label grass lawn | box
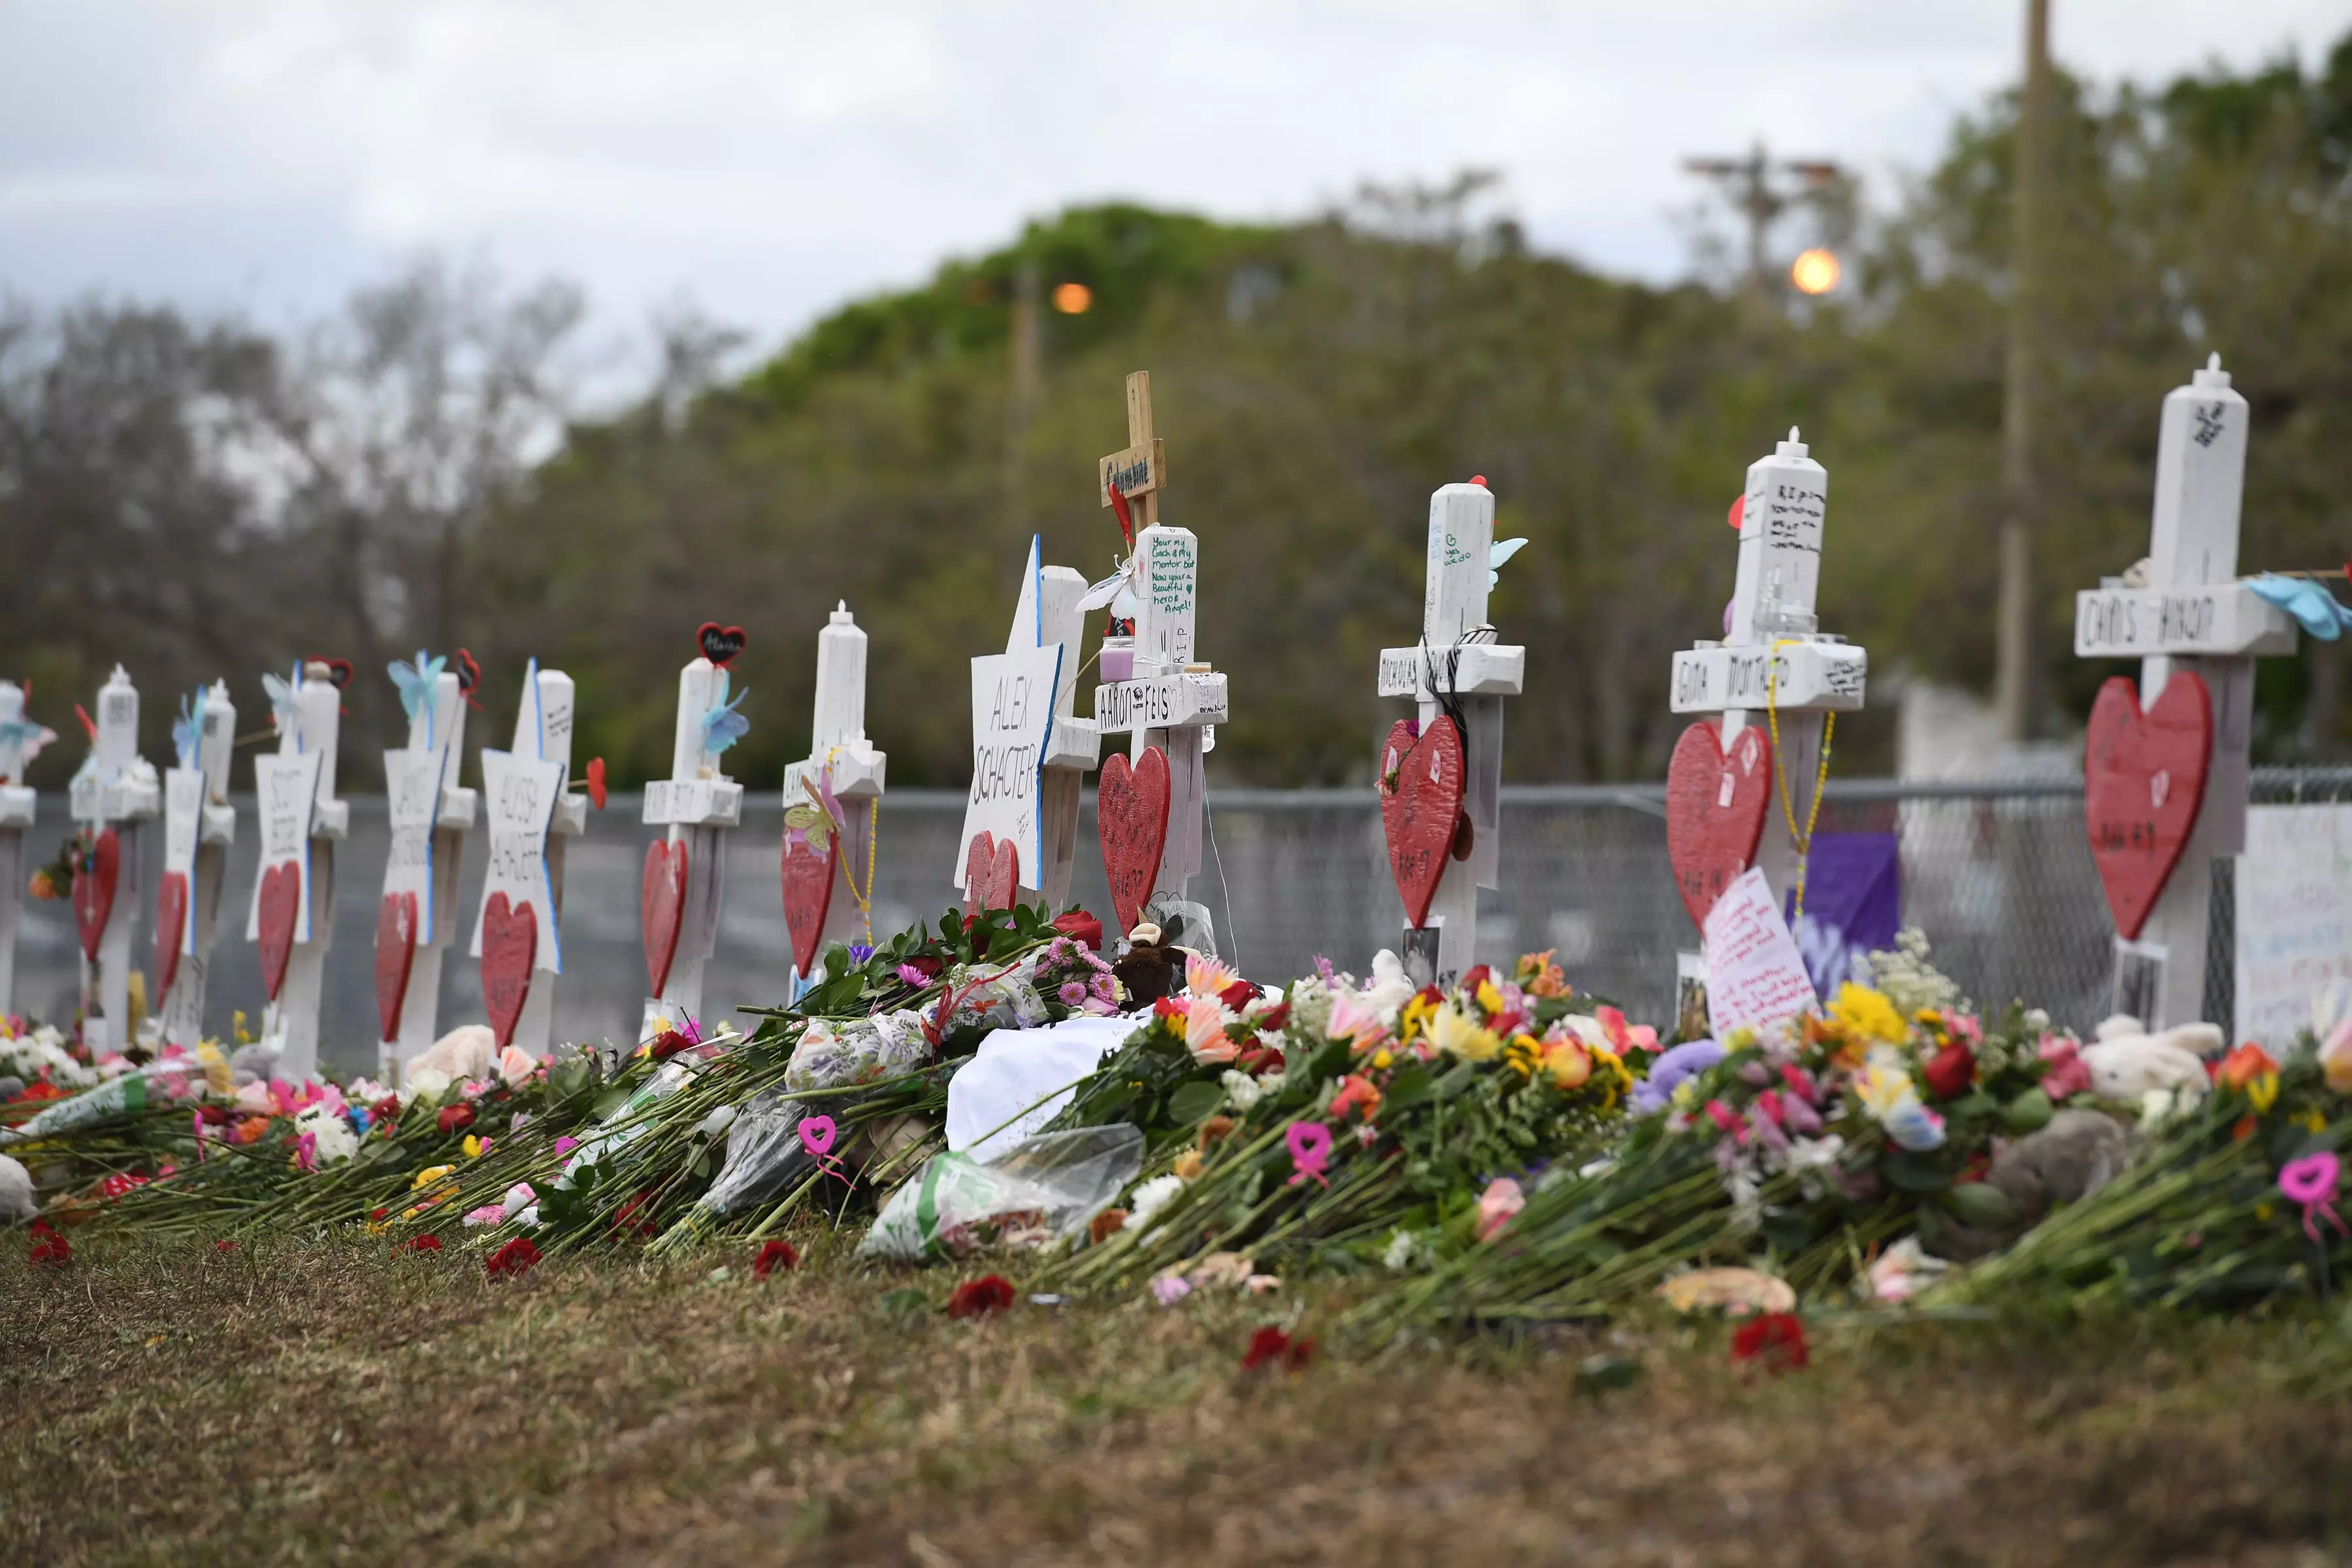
[8,1230,2352,1565]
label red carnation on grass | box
[752,1239,800,1279]
[647,1030,693,1062]
[1730,1311,1809,1374]
[946,1274,1016,1319]
[214,1239,238,1252]
[436,1103,475,1135]
[611,1192,660,1238]
[1922,1043,1976,1101]
[1241,1326,1316,1371]
[27,1218,71,1267]
[485,1237,540,1279]
[1051,909,1103,951]
[393,1234,442,1255]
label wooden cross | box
[0,681,54,1019]
[159,680,237,1051]
[1376,481,1526,988]
[1098,370,1166,542]
[2072,353,2298,1028]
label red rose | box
[1237,1046,1287,1077]
[485,1237,540,1279]
[436,1103,475,1135]
[1461,966,1492,994]
[906,955,944,981]
[394,1235,442,1255]
[1218,981,1258,1011]
[1152,996,1186,1024]
[27,1218,70,1267]
[753,1239,800,1278]
[1241,1326,1316,1371]
[1730,1311,1808,1373]
[370,1096,402,1124]
[1922,1043,1976,1101]
[1051,910,1104,951]
[196,1103,235,1126]
[647,1030,693,1061]
[1254,1002,1291,1032]
[611,1192,660,1238]
[1413,985,1445,1010]
[946,1274,1016,1318]
[1489,1011,1526,1039]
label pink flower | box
[1597,1005,1658,1057]
[2038,1034,2093,1102]
[293,1132,317,1173]
[463,1205,507,1226]
[497,1045,539,1088]
[1476,1177,1526,1241]
[1705,1099,1746,1142]
[897,962,934,989]
[1151,1273,1193,1305]
[1058,980,1089,1008]
[553,1136,581,1157]
[1184,997,1239,1065]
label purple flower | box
[553,1135,581,1157]
[1630,1039,1726,1117]
[848,943,875,966]
[897,963,933,989]
[1058,980,1089,1008]
[1091,972,1117,1002]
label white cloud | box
[1,0,2341,353]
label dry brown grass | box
[7,1230,2352,1566]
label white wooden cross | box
[69,666,162,1053]
[1376,480,1526,990]
[641,633,746,1039]
[374,655,476,1079]
[1669,429,1868,911]
[0,681,56,1020]
[781,602,889,983]
[159,681,237,1051]
[1090,372,1226,949]
[2073,353,2297,1028]
[473,660,581,1054]
[250,660,350,1080]
[959,538,1090,913]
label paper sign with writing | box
[383,746,445,942]
[1702,866,1820,1039]
[2234,803,2352,1051]
[163,768,203,951]
[472,749,565,970]
[246,751,323,943]
[956,644,1062,890]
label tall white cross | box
[0,681,56,1019]
[251,659,350,1080]
[1669,430,1868,912]
[375,655,476,1079]
[781,603,889,983]
[1375,480,1526,989]
[2072,353,2297,1028]
[159,681,237,1051]
[472,660,580,1054]
[641,631,746,1039]
[69,666,162,1053]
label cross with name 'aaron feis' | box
[1090,370,1228,951]
[1375,478,1526,990]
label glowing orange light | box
[1052,282,1093,314]
[1791,248,1841,296]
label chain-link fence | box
[13,768,2352,1079]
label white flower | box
[1381,1228,1432,1273]
[1780,1134,1848,1200]
[405,1066,453,1103]
[1284,975,1335,1038]
[1127,1174,1186,1232]
[293,1104,357,1165]
[500,1181,537,1218]
[1219,1070,1263,1113]
[1362,949,1416,1024]
[1255,1071,1286,1099]
[1865,1237,1949,1303]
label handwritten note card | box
[247,751,323,943]
[2235,804,2352,1050]
[472,749,565,970]
[384,746,445,942]
[1703,866,1819,1039]
[956,644,1062,889]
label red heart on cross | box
[375,890,418,1043]
[2084,672,2212,941]
[1098,746,1171,937]
[641,838,689,997]
[585,757,607,810]
[480,891,537,1048]
[1379,717,1465,930]
[72,827,119,963]
[256,860,301,1001]
[154,869,188,997]
[963,832,1019,915]
[1665,719,1774,928]
[780,829,838,980]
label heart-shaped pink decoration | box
[256,860,301,1002]
[642,838,688,997]
[1664,718,1773,928]
[1097,746,1171,936]
[73,826,120,963]
[480,890,537,1049]
[1287,1121,1333,1186]
[1378,718,1463,930]
[154,869,188,997]
[799,1114,837,1157]
[963,831,1019,915]
[375,890,418,1043]
[2085,671,2212,941]
[780,829,838,980]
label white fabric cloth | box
[945,1015,1138,1160]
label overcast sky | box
[2,1,2344,358]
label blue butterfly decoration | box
[0,716,54,767]
[261,664,301,736]
[701,681,751,756]
[172,689,207,772]
[2247,574,2352,640]
[1488,537,1528,590]
[387,650,448,725]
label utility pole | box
[1004,257,1041,530]
[1995,0,2051,743]
[1682,144,1850,291]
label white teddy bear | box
[2080,1014,2219,1103]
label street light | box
[1790,248,1841,296]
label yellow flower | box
[2248,1073,2280,1115]
[2302,1110,2328,1134]
[1371,1048,1394,1071]
[1172,1150,1205,1181]
[1501,1034,1543,1081]
[462,1134,484,1159]
[1399,992,1439,1044]
[1830,985,1908,1045]
[412,1164,455,1191]
[1544,1038,1592,1090]
[1475,979,1507,1016]
[1587,1045,1631,1109]
[1858,1062,1917,1119]
[1429,1001,1502,1061]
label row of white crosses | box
[0,682,56,1019]
[2073,354,2299,1030]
